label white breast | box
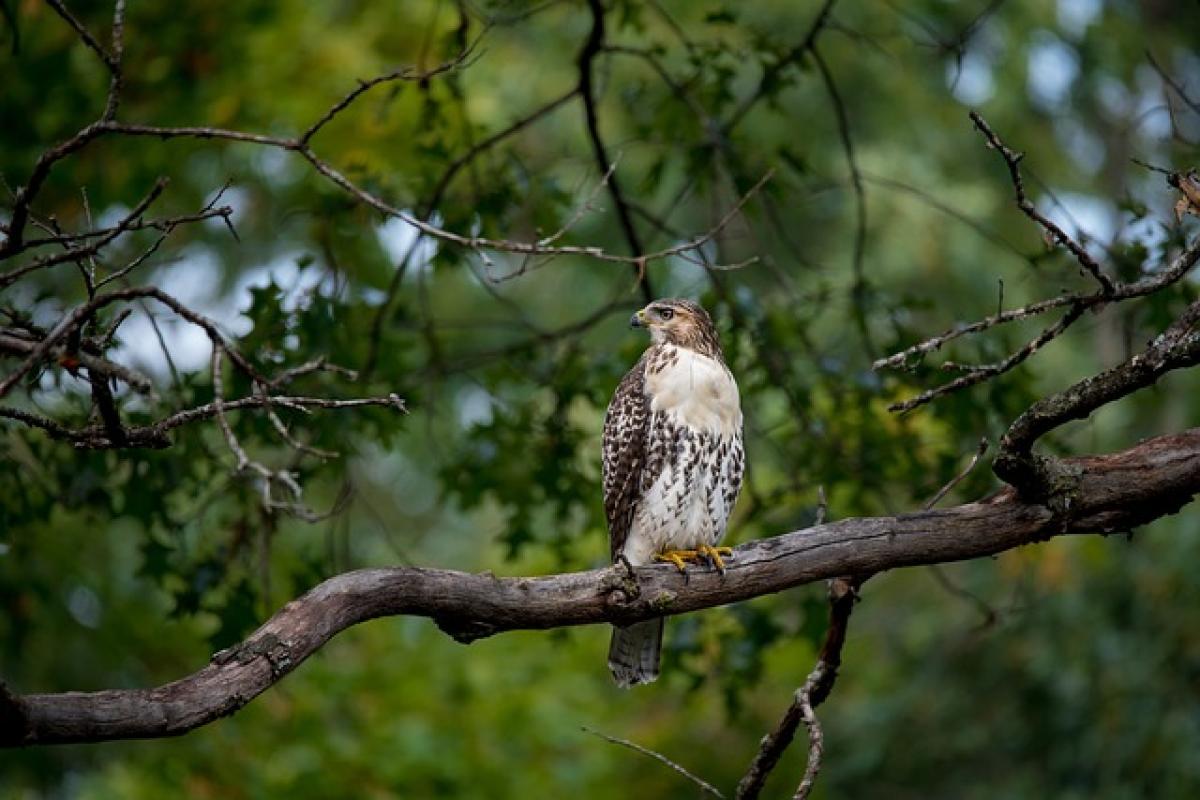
[620,345,744,565]
[643,346,741,435]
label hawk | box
[603,298,744,687]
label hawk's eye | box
[659,307,674,320]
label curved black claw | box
[615,553,636,580]
[696,544,734,574]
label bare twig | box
[0,391,406,451]
[578,0,653,301]
[299,30,483,145]
[0,285,256,399]
[0,406,75,438]
[1146,50,1200,118]
[812,45,870,353]
[255,382,340,461]
[968,111,1114,294]
[0,331,153,394]
[875,231,1200,375]
[103,0,127,121]
[153,392,406,433]
[267,357,358,388]
[582,727,726,799]
[791,663,826,800]
[887,302,1086,413]
[360,88,581,380]
[94,228,174,288]
[420,87,580,217]
[722,0,839,134]
[211,345,319,519]
[874,120,1200,413]
[488,169,772,283]
[924,437,990,509]
[17,205,230,249]
[0,177,168,288]
[537,157,621,248]
[4,108,763,286]
[44,0,116,72]
[873,293,1080,371]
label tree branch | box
[995,297,1200,497]
[583,727,726,798]
[578,0,653,302]
[968,111,1115,294]
[736,576,860,800]
[0,392,404,450]
[5,428,1200,746]
[0,330,153,394]
[721,0,839,134]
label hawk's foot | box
[696,544,734,573]
[655,549,700,573]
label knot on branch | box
[992,450,1082,515]
[601,559,642,609]
[211,633,294,678]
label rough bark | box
[4,428,1200,747]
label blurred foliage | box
[1,0,1199,797]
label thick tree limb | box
[4,428,1200,747]
[994,297,1200,497]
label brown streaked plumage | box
[602,298,744,687]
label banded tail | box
[608,618,664,687]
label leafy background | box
[2,0,1200,797]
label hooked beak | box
[630,309,647,328]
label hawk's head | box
[630,298,722,358]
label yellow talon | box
[654,546,733,573]
[655,549,699,572]
[696,544,734,572]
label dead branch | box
[579,0,654,301]
[968,111,1114,294]
[0,330,152,394]
[299,19,482,145]
[736,576,860,800]
[1,392,405,451]
[995,296,1200,498]
[790,662,826,800]
[1,2,770,279]
[874,228,1200,376]
[4,428,1200,746]
[887,302,1086,413]
[0,177,168,288]
[874,114,1200,413]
